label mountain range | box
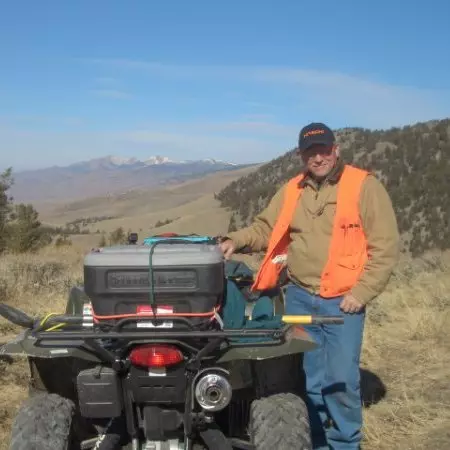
[8,155,252,204]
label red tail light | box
[129,344,184,368]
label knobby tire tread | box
[9,393,75,450]
[250,392,312,450]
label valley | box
[36,163,261,247]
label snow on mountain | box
[10,154,249,203]
[68,155,237,168]
[143,156,174,165]
[201,158,237,166]
[108,156,139,166]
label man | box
[219,122,400,449]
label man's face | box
[300,144,340,179]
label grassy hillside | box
[38,164,260,231]
[216,119,450,257]
[1,244,449,449]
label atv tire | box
[250,392,312,450]
[9,393,76,450]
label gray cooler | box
[83,242,225,327]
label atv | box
[0,234,343,450]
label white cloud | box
[0,114,85,128]
[239,113,277,122]
[0,121,286,171]
[251,67,447,128]
[122,128,282,160]
[3,59,450,171]
[146,118,293,136]
[90,89,133,100]
[94,77,118,85]
[83,58,450,128]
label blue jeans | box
[284,284,365,450]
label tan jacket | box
[226,160,400,305]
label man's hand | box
[218,238,236,260]
[340,294,364,314]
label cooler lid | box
[84,243,225,267]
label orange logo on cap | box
[304,129,325,138]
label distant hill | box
[8,155,255,204]
[216,118,450,257]
[38,163,261,230]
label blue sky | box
[1,0,450,171]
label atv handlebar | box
[282,315,344,325]
[0,303,84,331]
[0,303,35,329]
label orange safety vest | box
[251,164,369,298]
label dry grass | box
[38,164,260,227]
[81,193,233,235]
[360,251,450,449]
[0,244,86,450]
[0,244,449,449]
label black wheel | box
[249,392,312,450]
[9,393,76,450]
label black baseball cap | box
[296,122,335,152]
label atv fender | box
[217,325,317,364]
[0,330,102,362]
